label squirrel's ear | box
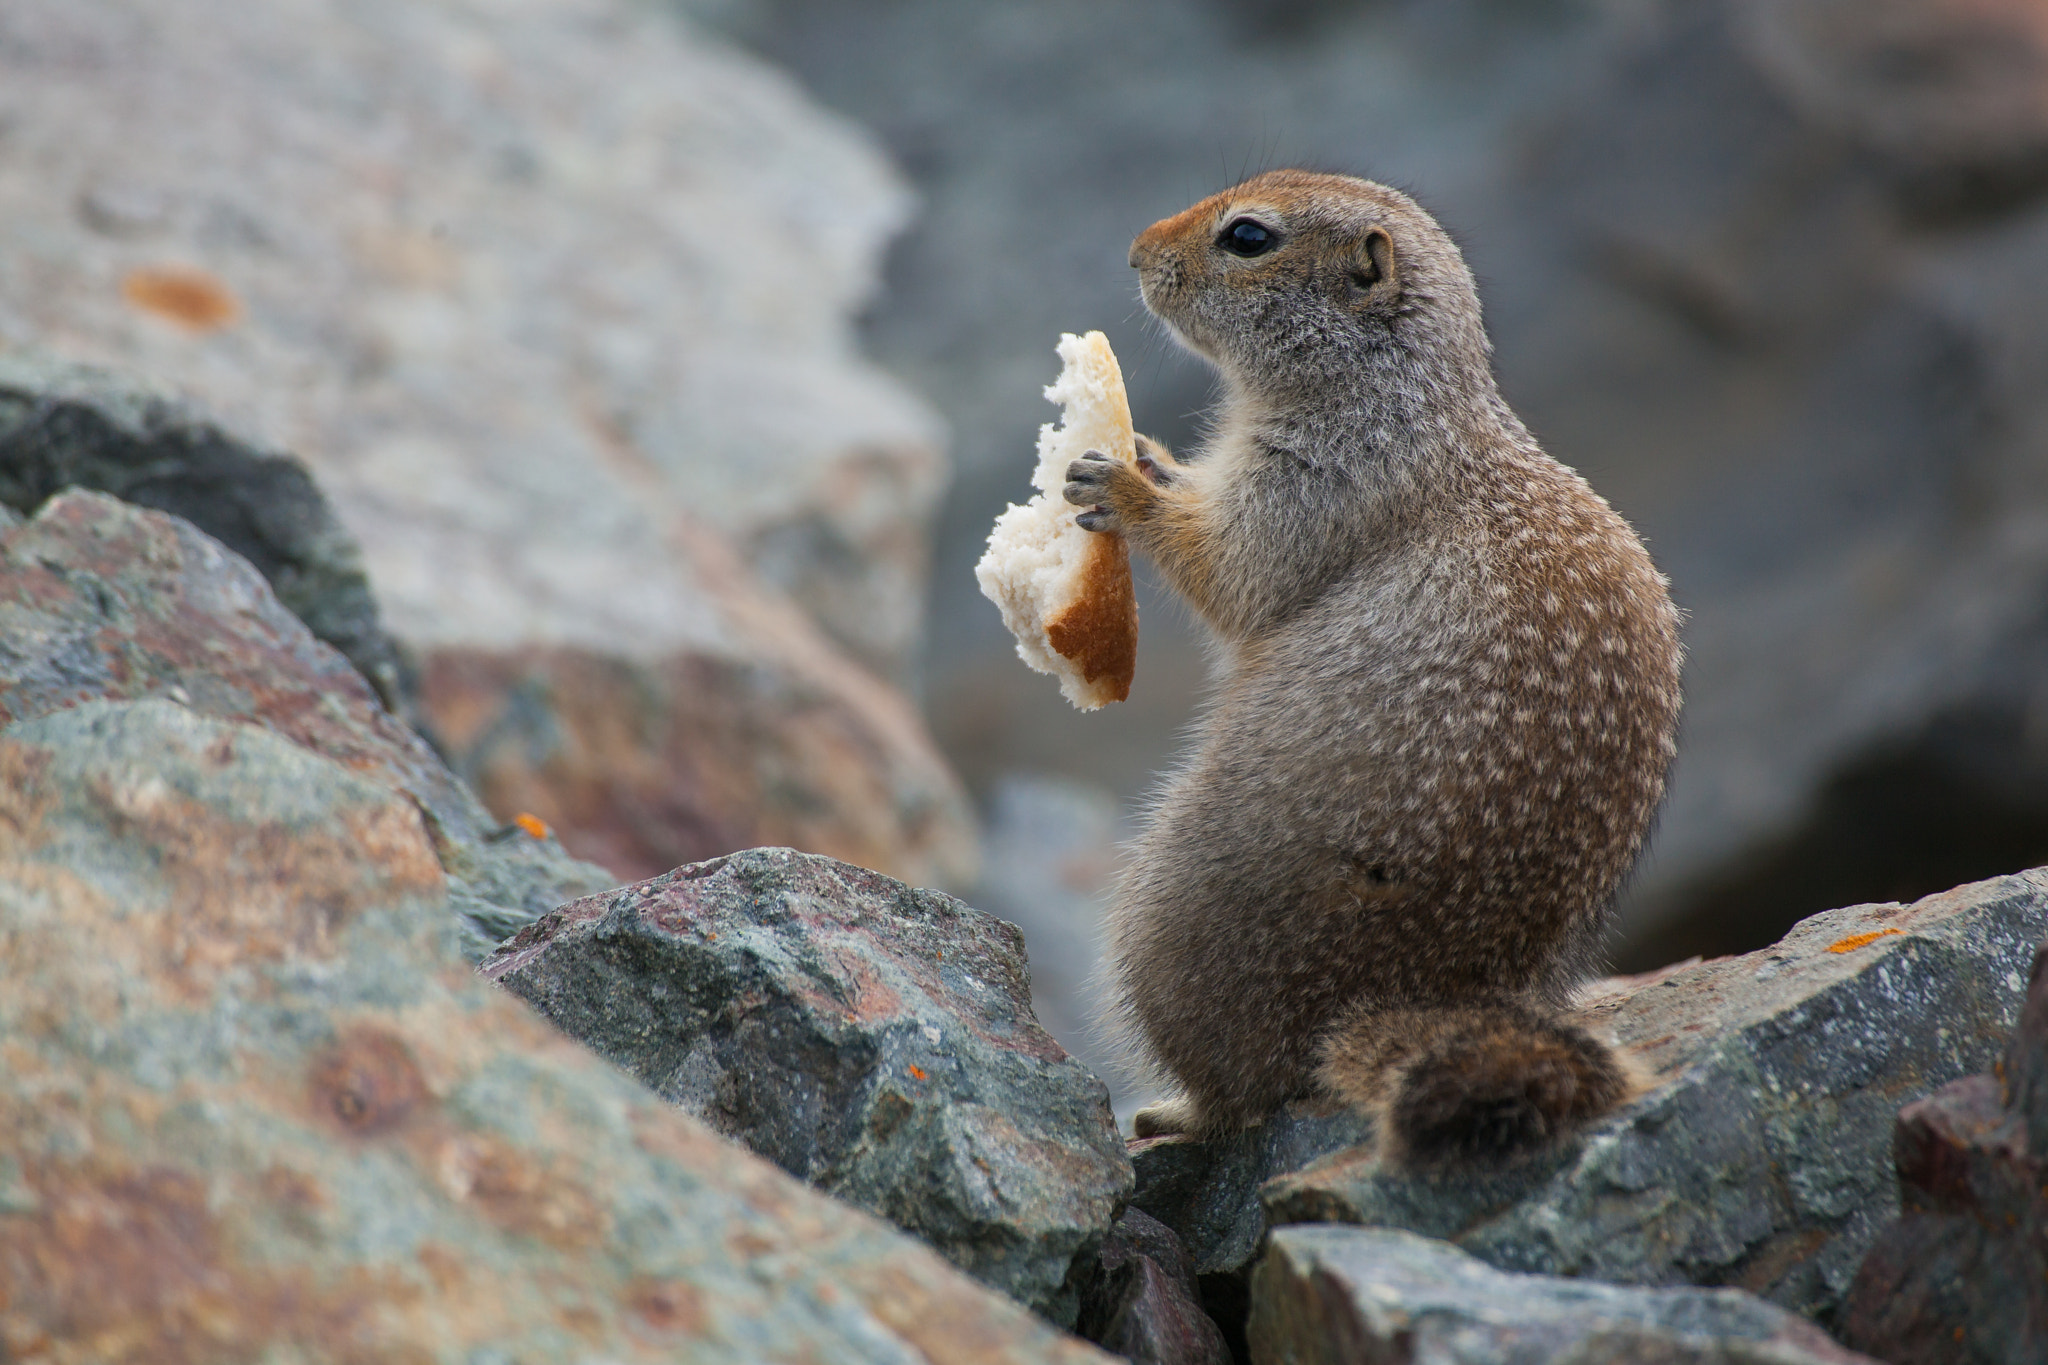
[1348,227,1397,301]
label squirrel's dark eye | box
[1218,219,1276,257]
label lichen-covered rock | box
[1838,942,2048,1363]
[1074,1210,1231,1365]
[1262,874,2047,1322]
[0,489,609,955]
[0,698,1108,1364]
[0,353,407,714]
[1250,1227,1878,1365]
[484,849,1133,1324]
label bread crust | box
[976,331,1139,710]
[1044,533,1136,703]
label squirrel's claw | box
[1064,455,1111,506]
[1075,506,1117,532]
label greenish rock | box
[484,849,1135,1325]
[0,352,407,715]
[1250,1227,1878,1364]
[0,698,1110,1363]
[1262,874,2048,1324]
[0,489,611,956]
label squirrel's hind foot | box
[1131,1095,1202,1139]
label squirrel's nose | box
[1128,238,1151,270]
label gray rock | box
[1263,872,2048,1323]
[0,488,610,957]
[1838,941,2048,1363]
[0,0,981,897]
[0,351,407,714]
[0,695,1110,1363]
[1075,1209,1230,1365]
[1250,1227,1878,1365]
[1128,1098,1374,1279]
[483,848,1133,1325]
[0,0,944,685]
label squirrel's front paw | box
[1064,450,1147,533]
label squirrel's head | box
[1130,171,1491,401]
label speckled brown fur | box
[1063,171,1682,1164]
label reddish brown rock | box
[420,637,973,889]
[1074,1210,1231,1365]
[1839,942,2048,1363]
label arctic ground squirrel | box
[1063,170,1682,1166]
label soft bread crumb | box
[974,331,1139,710]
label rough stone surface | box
[419,641,972,889]
[0,0,943,683]
[483,848,1133,1325]
[1250,1227,1878,1365]
[0,697,1109,1364]
[1267,874,2047,1323]
[1075,1209,1231,1365]
[1129,1100,1375,1280]
[0,0,979,894]
[1838,941,2048,1363]
[0,352,407,715]
[1125,872,2046,1324]
[0,490,609,957]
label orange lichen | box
[121,266,242,332]
[512,813,550,840]
[1827,928,1904,954]
[907,1065,927,1081]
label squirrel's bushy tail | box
[1317,1000,1628,1168]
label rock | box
[1512,0,2048,965]
[0,696,1110,1363]
[1128,1099,1374,1280]
[1742,0,2048,217]
[1127,871,2045,1325]
[0,352,408,715]
[1250,1227,1878,1365]
[415,637,976,889]
[1837,941,2048,1363]
[0,0,978,893]
[0,489,610,956]
[0,0,942,683]
[482,848,1133,1325]
[1074,1209,1230,1365]
[1272,874,2048,1322]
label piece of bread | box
[975,331,1139,710]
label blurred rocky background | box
[676,0,2048,994]
[7,0,2048,1118]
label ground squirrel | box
[1064,170,1682,1165]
